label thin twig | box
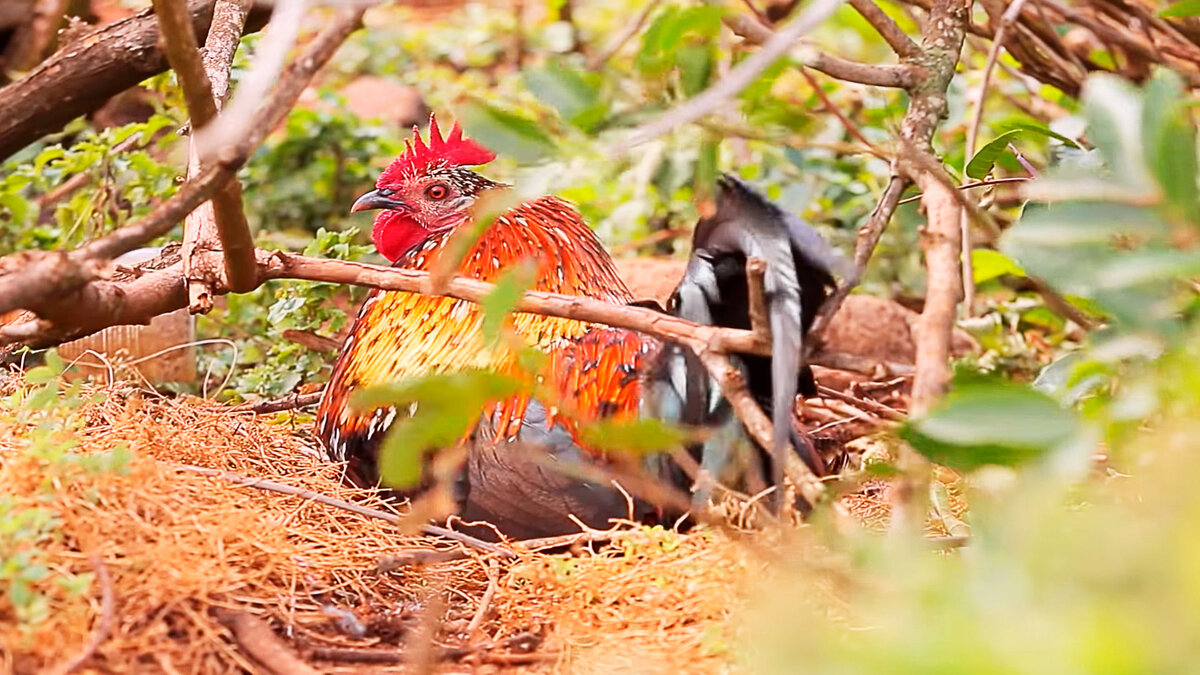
[895,176,1030,205]
[465,561,499,637]
[47,553,114,675]
[745,257,769,347]
[585,0,660,70]
[797,65,877,149]
[174,464,511,557]
[227,390,324,414]
[215,609,320,675]
[961,0,1029,317]
[619,0,847,151]
[816,384,906,421]
[848,0,920,58]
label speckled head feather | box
[377,114,496,186]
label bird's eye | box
[426,184,448,200]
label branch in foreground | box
[0,0,269,162]
[848,0,920,58]
[156,0,259,296]
[0,7,365,320]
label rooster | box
[316,115,841,539]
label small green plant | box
[0,353,129,630]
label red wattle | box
[372,211,428,262]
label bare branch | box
[178,0,258,308]
[848,0,920,58]
[618,0,847,151]
[156,0,257,296]
[0,0,268,162]
[805,50,919,88]
[0,7,365,320]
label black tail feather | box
[653,174,844,507]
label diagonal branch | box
[618,0,847,151]
[154,0,257,296]
[0,7,365,321]
[849,0,920,58]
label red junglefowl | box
[316,114,843,539]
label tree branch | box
[0,0,269,162]
[848,0,920,58]
[156,0,257,297]
[0,7,365,321]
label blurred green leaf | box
[902,381,1081,471]
[1159,1,1200,17]
[577,417,690,456]
[966,129,1023,179]
[481,262,536,342]
[357,371,529,488]
[972,248,1025,284]
[1141,70,1199,223]
[456,100,556,163]
[522,64,606,132]
[1082,75,1151,187]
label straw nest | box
[0,380,935,673]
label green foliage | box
[1158,0,1200,17]
[0,354,128,630]
[901,378,1082,472]
[0,114,181,255]
[196,228,371,399]
[577,417,690,455]
[455,100,557,163]
[355,371,527,488]
[239,93,405,236]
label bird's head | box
[352,114,500,261]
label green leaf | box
[481,262,535,343]
[522,64,606,132]
[901,381,1081,472]
[1141,70,1199,223]
[966,129,1023,179]
[971,249,1025,284]
[996,120,1082,149]
[1082,75,1151,187]
[454,101,556,164]
[356,371,529,489]
[1159,1,1200,17]
[577,418,690,456]
[676,43,715,96]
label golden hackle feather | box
[316,195,652,463]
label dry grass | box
[0,381,921,673]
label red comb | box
[377,113,496,186]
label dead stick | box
[214,609,320,675]
[174,464,513,557]
[47,553,114,675]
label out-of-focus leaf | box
[522,64,606,132]
[972,249,1025,284]
[966,129,1023,179]
[455,100,555,163]
[577,417,690,456]
[901,381,1081,472]
[677,43,715,96]
[1081,75,1151,187]
[997,120,1083,149]
[481,262,535,342]
[1159,1,1200,17]
[1142,70,1199,223]
[355,371,529,488]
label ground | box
[0,362,947,673]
